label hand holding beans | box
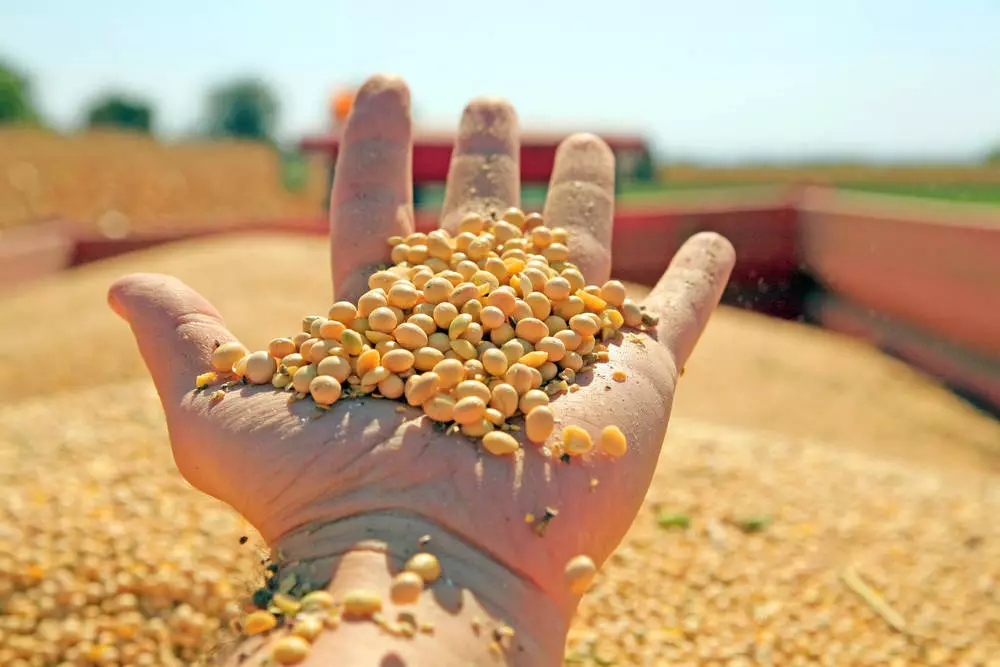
[108,74,735,666]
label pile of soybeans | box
[0,234,998,666]
[198,208,644,460]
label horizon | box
[3,0,999,164]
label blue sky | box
[3,0,999,162]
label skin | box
[108,74,735,666]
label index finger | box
[643,232,736,367]
[330,74,414,303]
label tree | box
[0,59,40,124]
[986,146,1000,165]
[85,95,154,133]
[204,79,278,142]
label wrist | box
[234,512,569,666]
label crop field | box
[0,128,328,234]
[2,128,999,237]
[1,129,999,665]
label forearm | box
[223,513,569,666]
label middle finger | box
[440,98,520,233]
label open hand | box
[108,74,734,626]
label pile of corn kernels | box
[197,208,647,460]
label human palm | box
[109,74,734,604]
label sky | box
[2,0,999,162]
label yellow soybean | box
[525,406,555,443]
[212,342,249,372]
[378,374,405,399]
[481,348,509,377]
[368,307,398,334]
[342,589,383,617]
[519,389,550,415]
[382,349,415,373]
[316,356,351,383]
[404,552,442,583]
[564,555,597,595]
[245,610,277,635]
[490,383,520,417]
[394,323,428,350]
[328,301,358,324]
[515,318,548,344]
[423,395,456,422]
[309,376,342,405]
[454,380,491,403]
[268,338,296,359]
[433,358,466,389]
[405,372,440,406]
[413,347,445,371]
[390,571,424,605]
[482,431,520,456]
[453,396,487,425]
[600,280,627,307]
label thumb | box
[108,273,238,406]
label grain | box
[271,635,311,664]
[482,431,520,456]
[268,337,297,359]
[404,553,442,583]
[4,204,999,664]
[563,426,594,456]
[525,406,555,443]
[599,425,627,457]
[389,571,425,605]
[0,376,997,665]
[244,610,277,635]
[212,342,249,373]
[291,614,323,641]
[564,555,597,595]
[342,590,382,617]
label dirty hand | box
[108,74,734,664]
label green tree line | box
[1,59,279,142]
